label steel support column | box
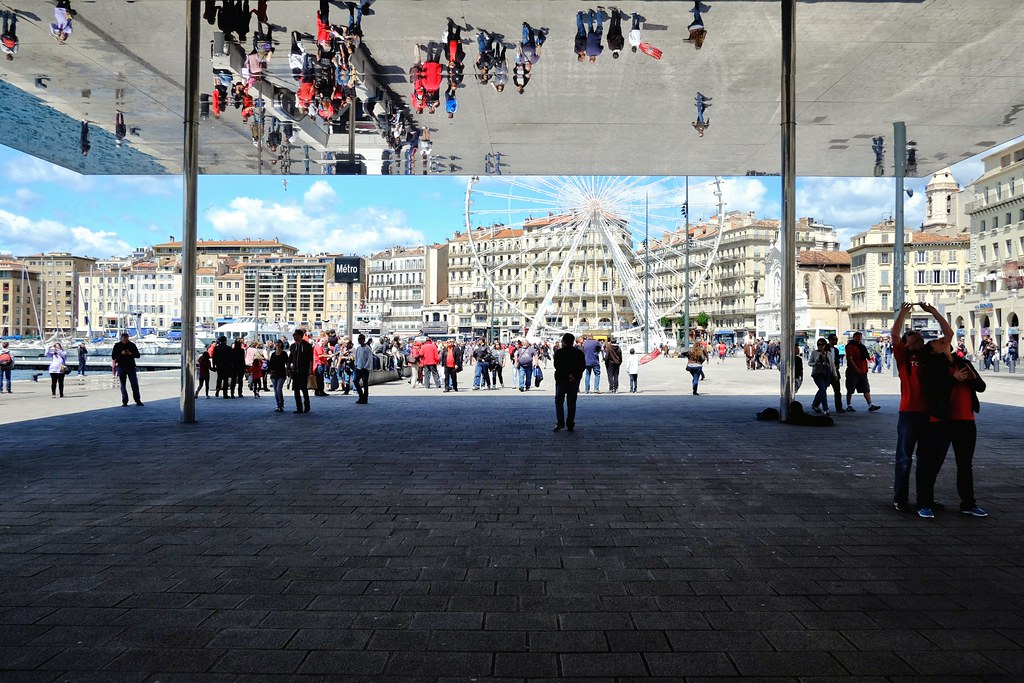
[893,122,907,311]
[180,0,201,423]
[779,0,797,421]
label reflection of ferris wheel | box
[464,176,726,344]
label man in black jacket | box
[603,337,623,393]
[212,336,232,398]
[553,333,586,432]
[111,332,143,406]
[289,329,314,413]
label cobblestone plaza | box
[2,360,1023,680]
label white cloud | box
[0,187,42,211]
[2,157,95,191]
[303,180,337,210]
[204,194,426,254]
[797,176,928,246]
[0,209,132,257]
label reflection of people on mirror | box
[115,111,127,148]
[1,10,18,61]
[692,92,711,137]
[51,1,75,45]
[80,120,90,156]
[521,22,547,66]
[607,8,625,59]
[686,1,708,50]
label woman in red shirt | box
[915,337,987,519]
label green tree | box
[695,311,710,328]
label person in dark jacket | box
[267,339,290,412]
[289,329,314,413]
[230,338,247,397]
[212,336,233,398]
[441,339,463,392]
[603,337,623,393]
[553,333,587,432]
[915,337,987,519]
[111,332,143,406]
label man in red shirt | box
[419,336,441,389]
[891,302,953,513]
[843,331,879,412]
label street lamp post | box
[682,177,690,353]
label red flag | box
[639,42,662,60]
[639,347,661,365]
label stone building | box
[0,260,42,337]
[16,252,95,335]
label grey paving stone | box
[297,650,389,676]
[560,652,648,677]
[644,652,738,677]
[384,652,493,677]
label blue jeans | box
[1,367,10,392]
[628,373,637,392]
[686,365,702,393]
[895,412,930,506]
[473,362,490,388]
[576,11,586,38]
[555,378,581,428]
[811,373,831,410]
[118,367,141,404]
[518,365,532,390]
[78,357,87,375]
[272,376,286,407]
[584,364,601,392]
[480,31,490,53]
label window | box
[980,246,987,261]
[947,269,959,284]
[994,216,999,228]
[981,220,987,231]
[1007,213,1013,227]
[1008,240,1014,258]
[880,270,889,285]
[915,271,926,285]
[915,251,927,263]
[881,293,889,310]
[994,244,1000,261]
[879,253,891,265]
[933,270,941,284]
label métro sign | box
[333,257,362,283]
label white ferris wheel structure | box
[464,176,726,348]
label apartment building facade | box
[0,261,42,337]
[17,252,95,334]
[956,140,1024,352]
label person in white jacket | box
[45,343,67,398]
[625,347,640,393]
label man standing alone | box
[289,329,314,413]
[353,333,372,404]
[554,333,586,432]
[112,332,143,406]
[844,331,880,412]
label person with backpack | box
[0,341,14,392]
[472,338,492,390]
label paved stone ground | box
[2,357,1023,681]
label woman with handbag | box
[808,337,835,415]
[683,341,708,395]
[45,342,68,398]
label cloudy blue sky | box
[0,141,1005,260]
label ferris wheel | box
[464,176,726,346]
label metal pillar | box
[180,0,201,423]
[683,177,691,352]
[644,194,650,353]
[346,283,354,340]
[893,120,907,340]
[779,0,797,421]
[254,269,261,343]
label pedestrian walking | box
[553,333,586,432]
[195,350,212,398]
[0,341,14,392]
[582,335,602,393]
[267,340,289,411]
[77,342,88,375]
[808,338,834,415]
[607,8,625,58]
[686,0,707,49]
[354,333,372,403]
[683,341,708,395]
[112,332,143,406]
[625,347,640,393]
[604,337,622,393]
[80,120,90,156]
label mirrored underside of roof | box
[0,0,1022,177]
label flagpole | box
[644,193,650,353]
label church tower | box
[922,167,960,233]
